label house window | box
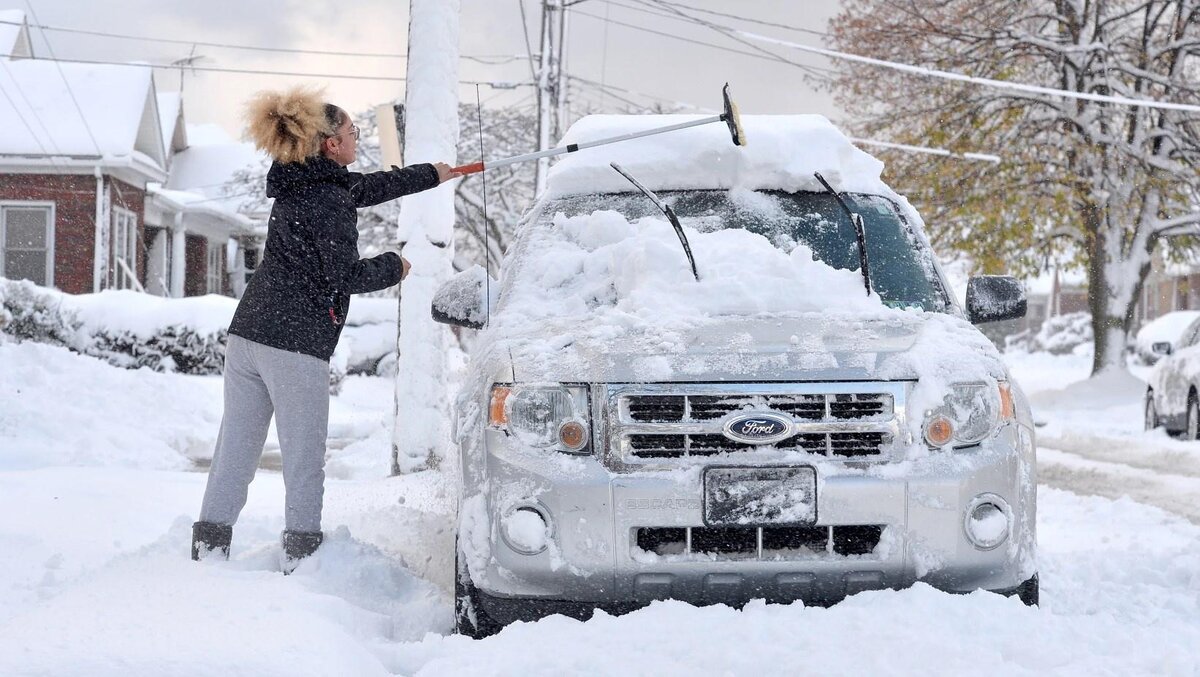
[206,241,225,294]
[110,206,139,290]
[0,203,54,286]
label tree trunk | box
[1086,212,1156,377]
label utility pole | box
[392,0,461,473]
[534,0,566,196]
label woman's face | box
[323,112,358,166]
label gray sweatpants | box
[199,335,330,532]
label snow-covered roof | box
[164,140,266,215]
[151,123,268,235]
[545,114,889,198]
[0,60,166,172]
[156,92,186,155]
[0,10,32,59]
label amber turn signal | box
[924,414,954,447]
[489,386,511,427]
[998,382,1015,420]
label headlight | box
[922,381,1015,449]
[489,384,591,454]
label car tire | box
[455,541,504,639]
[1188,395,1200,441]
[1144,392,1159,432]
[1016,573,1039,607]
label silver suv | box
[433,117,1038,638]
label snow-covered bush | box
[0,278,85,348]
[2,279,365,392]
[1033,312,1093,355]
[88,325,227,374]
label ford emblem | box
[722,412,795,445]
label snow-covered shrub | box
[89,326,227,374]
[0,278,84,348]
[1033,312,1093,355]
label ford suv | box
[433,114,1038,638]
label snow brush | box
[449,83,746,177]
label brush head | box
[722,83,748,147]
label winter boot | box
[191,521,232,561]
[281,530,324,574]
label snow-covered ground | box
[2,338,1199,675]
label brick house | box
[0,11,264,298]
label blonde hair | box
[243,86,343,164]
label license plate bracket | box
[703,466,818,527]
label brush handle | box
[450,161,485,176]
[450,114,726,176]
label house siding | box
[0,173,151,294]
[0,173,96,294]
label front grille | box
[612,383,906,467]
[626,393,892,424]
[634,525,884,560]
[628,432,892,459]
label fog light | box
[964,494,1011,550]
[559,420,588,451]
[501,505,550,555]
[924,414,954,447]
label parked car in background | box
[1144,315,1200,437]
[434,114,1039,638]
[1134,311,1200,366]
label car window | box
[541,190,950,312]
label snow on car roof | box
[544,114,890,197]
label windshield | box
[541,189,949,312]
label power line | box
[643,0,1200,114]
[649,0,828,38]
[740,28,1200,113]
[568,75,706,111]
[594,0,828,40]
[631,0,832,80]
[18,54,533,87]
[0,18,529,64]
[569,8,834,79]
[515,0,539,82]
[0,60,67,161]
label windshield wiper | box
[609,162,700,281]
[814,172,871,295]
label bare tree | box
[826,0,1200,374]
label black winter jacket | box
[228,156,440,361]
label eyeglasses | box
[334,124,360,141]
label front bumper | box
[465,422,1037,615]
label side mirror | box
[431,265,495,330]
[1152,341,1173,356]
[966,275,1026,324]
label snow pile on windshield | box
[498,208,887,327]
[545,114,889,197]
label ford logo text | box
[722,412,794,445]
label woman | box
[191,86,454,569]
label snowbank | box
[0,341,221,470]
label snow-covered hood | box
[488,311,1006,386]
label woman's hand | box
[433,162,456,183]
[400,256,412,280]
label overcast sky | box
[14,0,844,148]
